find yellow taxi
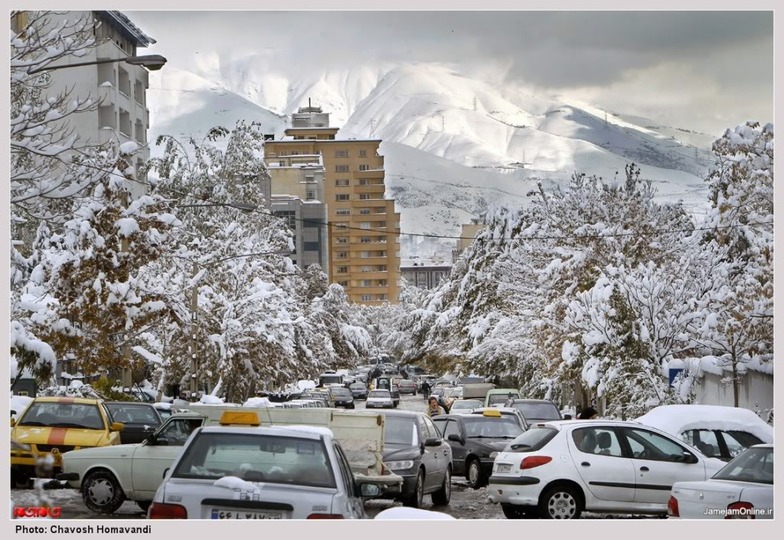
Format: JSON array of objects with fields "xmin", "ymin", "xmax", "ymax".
[{"xmin": 10, "ymin": 396, "xmax": 123, "ymax": 487}]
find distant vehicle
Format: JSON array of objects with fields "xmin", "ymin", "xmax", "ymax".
[
  {"xmin": 488, "ymin": 420, "xmax": 727, "ymax": 519},
  {"xmin": 318, "ymin": 371, "xmax": 343, "ymax": 387},
  {"xmin": 297, "ymin": 392, "xmax": 330, "ymax": 408},
  {"xmin": 397, "ymin": 379, "xmax": 418, "ymax": 395},
  {"xmin": 104, "ymin": 402, "xmax": 163, "ymax": 444},
  {"xmin": 448, "ymin": 399, "xmax": 482, "ymax": 413},
  {"xmin": 668, "ymin": 444, "xmax": 774, "ymax": 519},
  {"xmin": 432, "ymin": 409, "xmax": 524, "ymax": 488},
  {"xmin": 366, "ymin": 389, "xmax": 395, "ymax": 409},
  {"xmin": 148, "ymin": 420, "xmax": 388, "ymax": 519},
  {"xmin": 330, "ymin": 387, "xmax": 355, "ymax": 409},
  {"xmin": 484, "ymin": 388, "xmax": 520, "ymax": 407},
  {"xmin": 503, "ymin": 399, "xmax": 562, "ymax": 424},
  {"xmin": 635, "ymin": 405, "xmax": 773, "ymax": 461},
  {"xmin": 461, "ymin": 382, "xmax": 496, "ymax": 400},
  {"xmin": 470, "ymin": 407, "xmax": 529, "ymax": 431},
  {"xmin": 349, "ymin": 382, "xmax": 369, "ymax": 400}
]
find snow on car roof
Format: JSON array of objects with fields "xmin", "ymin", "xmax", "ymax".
[
  {"xmin": 635, "ymin": 404, "xmax": 773, "ymax": 443},
  {"xmin": 201, "ymin": 424, "xmax": 333, "ymax": 439}
]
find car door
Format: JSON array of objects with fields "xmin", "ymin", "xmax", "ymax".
[
  {"xmin": 130, "ymin": 417, "xmax": 204, "ymax": 499},
  {"xmin": 333, "ymin": 443, "xmax": 365, "ymax": 518},
  {"xmin": 417, "ymin": 416, "xmax": 446, "ymax": 491},
  {"xmin": 569, "ymin": 426, "xmax": 637, "ymax": 503},
  {"xmin": 433, "ymin": 417, "xmax": 466, "ymax": 476},
  {"xmin": 620, "ymin": 426, "xmax": 707, "ymax": 505}
]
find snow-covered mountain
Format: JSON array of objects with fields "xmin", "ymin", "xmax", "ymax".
[{"xmin": 147, "ymin": 60, "xmax": 715, "ymax": 261}]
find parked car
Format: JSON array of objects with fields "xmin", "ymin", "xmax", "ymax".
[
  {"xmin": 330, "ymin": 387, "xmax": 356, "ymax": 409},
  {"xmin": 487, "ymin": 420, "xmax": 726, "ymax": 519},
  {"xmin": 148, "ymin": 422, "xmax": 385, "ymax": 519},
  {"xmin": 503, "ymin": 399, "xmax": 562, "ymax": 424},
  {"xmin": 449, "ymin": 399, "xmax": 482, "ymax": 413},
  {"xmin": 349, "ymin": 382, "xmax": 369, "ymax": 400},
  {"xmin": 57, "ymin": 412, "xmax": 206, "ymax": 514},
  {"xmin": 376, "ymin": 410, "xmax": 452, "ymax": 508},
  {"xmin": 366, "ymin": 389, "xmax": 395, "ymax": 409},
  {"xmin": 298, "ymin": 392, "xmax": 331, "ymax": 408},
  {"xmin": 484, "ymin": 389, "xmax": 520, "ymax": 407},
  {"xmin": 397, "ymin": 379, "xmax": 418, "ymax": 395},
  {"xmin": 668, "ymin": 444, "xmax": 774, "ymax": 519},
  {"xmin": 635, "ymin": 404, "xmax": 773, "ymax": 461},
  {"xmin": 11, "ymin": 396, "xmax": 123, "ymax": 487},
  {"xmin": 432, "ymin": 409, "xmax": 524, "ymax": 488},
  {"xmin": 470, "ymin": 407, "xmax": 529, "ymax": 431},
  {"xmin": 104, "ymin": 402, "xmax": 163, "ymax": 445}
]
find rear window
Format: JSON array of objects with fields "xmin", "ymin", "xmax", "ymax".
[
  {"xmin": 369, "ymin": 390, "xmax": 390, "ymax": 399},
  {"xmin": 174, "ymin": 432, "xmax": 336, "ymax": 488},
  {"xmin": 513, "ymin": 402, "xmax": 561, "ymax": 421},
  {"xmin": 503, "ymin": 427, "xmax": 558, "ymax": 452},
  {"xmin": 463, "ymin": 417, "xmax": 523, "ymax": 439}
]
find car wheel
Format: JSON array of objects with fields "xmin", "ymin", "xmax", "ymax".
[
  {"xmin": 82, "ymin": 470, "xmax": 126, "ymax": 514},
  {"xmin": 501, "ymin": 503, "xmax": 537, "ymax": 519},
  {"xmin": 431, "ymin": 466, "xmax": 451, "ymax": 506},
  {"xmin": 403, "ymin": 469, "xmax": 425, "ymax": 508},
  {"xmin": 467, "ymin": 458, "xmax": 484, "ymax": 489},
  {"xmin": 538, "ymin": 484, "xmax": 582, "ymax": 519}
]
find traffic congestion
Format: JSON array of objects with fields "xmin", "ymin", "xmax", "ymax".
[{"xmin": 10, "ymin": 361, "xmax": 774, "ymax": 520}]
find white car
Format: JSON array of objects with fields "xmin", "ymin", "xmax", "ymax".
[
  {"xmin": 635, "ymin": 404, "xmax": 773, "ymax": 461},
  {"xmin": 148, "ymin": 421, "xmax": 382, "ymax": 519},
  {"xmin": 365, "ymin": 389, "xmax": 395, "ymax": 409},
  {"xmin": 668, "ymin": 444, "xmax": 773, "ymax": 519},
  {"xmin": 487, "ymin": 420, "xmax": 726, "ymax": 519},
  {"xmin": 57, "ymin": 412, "xmax": 206, "ymax": 513}
]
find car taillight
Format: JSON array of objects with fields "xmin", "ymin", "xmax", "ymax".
[
  {"xmin": 307, "ymin": 513, "xmax": 345, "ymax": 519},
  {"xmin": 148, "ymin": 502, "xmax": 187, "ymax": 519},
  {"xmin": 667, "ymin": 496, "xmax": 679, "ymax": 517},
  {"xmin": 725, "ymin": 501, "xmax": 755, "ymax": 519},
  {"xmin": 520, "ymin": 456, "xmax": 552, "ymax": 469}
]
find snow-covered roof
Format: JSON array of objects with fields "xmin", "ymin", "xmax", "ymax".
[
  {"xmin": 635, "ymin": 404, "xmax": 773, "ymax": 443},
  {"xmin": 102, "ymin": 11, "xmax": 155, "ymax": 46}
]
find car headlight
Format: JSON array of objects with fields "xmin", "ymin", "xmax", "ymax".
[
  {"xmin": 384, "ymin": 460, "xmax": 415, "ymax": 471},
  {"xmin": 489, "ymin": 452, "xmax": 499, "ymax": 459}
]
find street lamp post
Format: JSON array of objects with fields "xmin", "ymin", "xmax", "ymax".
[{"xmin": 28, "ymin": 54, "xmax": 167, "ymax": 74}]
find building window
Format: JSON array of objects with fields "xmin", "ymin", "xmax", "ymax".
[
  {"xmin": 361, "ymin": 295, "xmax": 372, "ymax": 302},
  {"xmin": 335, "ymin": 165, "xmax": 349, "ymax": 173},
  {"xmin": 359, "ymin": 209, "xmax": 371, "ymax": 215},
  {"xmin": 335, "ymin": 179, "xmax": 349, "ymax": 187},
  {"xmin": 306, "ymin": 190, "xmax": 316, "ymax": 200},
  {"xmin": 336, "ymin": 209, "xmax": 350, "ymax": 216},
  {"xmin": 336, "ymin": 237, "xmax": 348, "ymax": 244},
  {"xmin": 359, "ymin": 194, "xmax": 373, "ymax": 200},
  {"xmin": 337, "ymin": 266, "xmax": 348, "ymax": 274},
  {"xmin": 336, "ymin": 251, "xmax": 348, "ymax": 259},
  {"xmin": 274, "ymin": 210, "xmax": 297, "ymax": 230},
  {"xmin": 338, "ymin": 280, "xmax": 348, "ymax": 287},
  {"xmin": 334, "ymin": 150, "xmax": 349, "ymax": 158},
  {"xmin": 360, "ymin": 222, "xmax": 371, "ymax": 229},
  {"xmin": 359, "ymin": 150, "xmax": 367, "ymax": 158},
  {"xmin": 336, "ymin": 194, "xmax": 350, "ymax": 201},
  {"xmin": 358, "ymin": 164, "xmax": 370, "ymax": 171}
]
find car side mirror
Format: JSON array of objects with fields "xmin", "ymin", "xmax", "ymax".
[
  {"xmin": 563, "ymin": 414, "xmax": 572, "ymax": 420},
  {"xmin": 110, "ymin": 422, "xmax": 124, "ymax": 432},
  {"xmin": 10, "ymin": 417, "xmax": 16, "ymax": 427},
  {"xmin": 424, "ymin": 437, "xmax": 442, "ymax": 447},
  {"xmin": 447, "ymin": 434, "xmax": 465, "ymax": 445},
  {"xmin": 682, "ymin": 452, "xmax": 699, "ymax": 464}
]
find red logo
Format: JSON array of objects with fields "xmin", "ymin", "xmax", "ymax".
[{"xmin": 13, "ymin": 506, "xmax": 62, "ymax": 518}]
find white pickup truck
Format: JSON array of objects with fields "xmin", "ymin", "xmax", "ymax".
[{"xmin": 58, "ymin": 405, "xmax": 402, "ymax": 514}]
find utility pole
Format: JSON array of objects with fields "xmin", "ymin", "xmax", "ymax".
[{"xmin": 189, "ymin": 262, "xmax": 199, "ymax": 398}]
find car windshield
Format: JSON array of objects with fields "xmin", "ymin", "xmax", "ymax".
[
  {"xmin": 463, "ymin": 417, "xmax": 523, "ymax": 439},
  {"xmin": 105, "ymin": 404, "xmax": 160, "ymax": 424},
  {"xmin": 512, "ymin": 402, "xmax": 561, "ymax": 421},
  {"xmin": 173, "ymin": 432, "xmax": 337, "ymax": 488},
  {"xmin": 383, "ymin": 416, "xmax": 418, "ymax": 446},
  {"xmin": 451, "ymin": 400, "xmax": 482, "ymax": 410},
  {"xmin": 18, "ymin": 402, "xmax": 105, "ymax": 430},
  {"xmin": 350, "ymin": 383, "xmax": 365, "ymax": 389},
  {"xmin": 331, "ymin": 388, "xmax": 351, "ymax": 398},
  {"xmin": 712, "ymin": 446, "xmax": 773, "ymax": 484},
  {"xmin": 369, "ymin": 390, "xmax": 390, "ymax": 398}
]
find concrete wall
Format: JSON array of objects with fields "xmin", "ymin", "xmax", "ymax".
[{"xmin": 693, "ymin": 370, "xmax": 773, "ymax": 413}]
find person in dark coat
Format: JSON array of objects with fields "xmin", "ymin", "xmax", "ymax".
[
  {"xmin": 578, "ymin": 406, "xmax": 598, "ymax": 419},
  {"xmin": 421, "ymin": 380, "xmax": 431, "ymax": 401}
]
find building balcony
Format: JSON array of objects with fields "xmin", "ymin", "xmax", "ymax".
[{"xmin": 356, "ymin": 169, "xmax": 384, "ymax": 179}]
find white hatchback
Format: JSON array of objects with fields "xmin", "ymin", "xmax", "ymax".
[
  {"xmin": 487, "ymin": 420, "xmax": 726, "ymax": 519},
  {"xmin": 148, "ymin": 423, "xmax": 381, "ymax": 519}
]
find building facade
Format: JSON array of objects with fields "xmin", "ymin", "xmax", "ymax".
[
  {"xmin": 400, "ymin": 264, "xmax": 452, "ymax": 290},
  {"xmin": 24, "ymin": 11, "xmax": 158, "ymax": 199},
  {"xmin": 264, "ymin": 106, "xmax": 401, "ymax": 305}
]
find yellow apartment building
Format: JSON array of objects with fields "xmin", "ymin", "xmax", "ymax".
[{"xmin": 264, "ymin": 106, "xmax": 401, "ymax": 305}]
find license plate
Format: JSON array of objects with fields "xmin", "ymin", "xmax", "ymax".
[
  {"xmin": 496, "ymin": 463, "xmax": 512, "ymax": 473},
  {"xmin": 211, "ymin": 509, "xmax": 284, "ymax": 519}
]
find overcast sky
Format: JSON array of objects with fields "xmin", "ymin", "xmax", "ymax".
[{"xmin": 127, "ymin": 10, "xmax": 772, "ymax": 136}]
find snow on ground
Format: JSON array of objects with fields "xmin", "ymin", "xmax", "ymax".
[{"xmin": 634, "ymin": 404, "xmax": 774, "ymax": 443}]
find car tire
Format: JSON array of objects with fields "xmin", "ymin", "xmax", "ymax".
[
  {"xmin": 467, "ymin": 458, "xmax": 484, "ymax": 489},
  {"xmin": 431, "ymin": 466, "xmax": 451, "ymax": 506},
  {"xmin": 82, "ymin": 470, "xmax": 126, "ymax": 514},
  {"xmin": 538, "ymin": 483, "xmax": 582, "ymax": 519},
  {"xmin": 403, "ymin": 469, "xmax": 425, "ymax": 508}
]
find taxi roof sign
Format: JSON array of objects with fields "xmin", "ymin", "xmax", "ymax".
[
  {"xmin": 482, "ymin": 409, "xmax": 502, "ymax": 418},
  {"xmin": 219, "ymin": 411, "xmax": 261, "ymax": 426}
]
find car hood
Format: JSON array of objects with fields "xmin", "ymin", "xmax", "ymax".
[
  {"xmin": 12, "ymin": 426, "xmax": 112, "ymax": 447},
  {"xmin": 62, "ymin": 443, "xmax": 142, "ymax": 461}
]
